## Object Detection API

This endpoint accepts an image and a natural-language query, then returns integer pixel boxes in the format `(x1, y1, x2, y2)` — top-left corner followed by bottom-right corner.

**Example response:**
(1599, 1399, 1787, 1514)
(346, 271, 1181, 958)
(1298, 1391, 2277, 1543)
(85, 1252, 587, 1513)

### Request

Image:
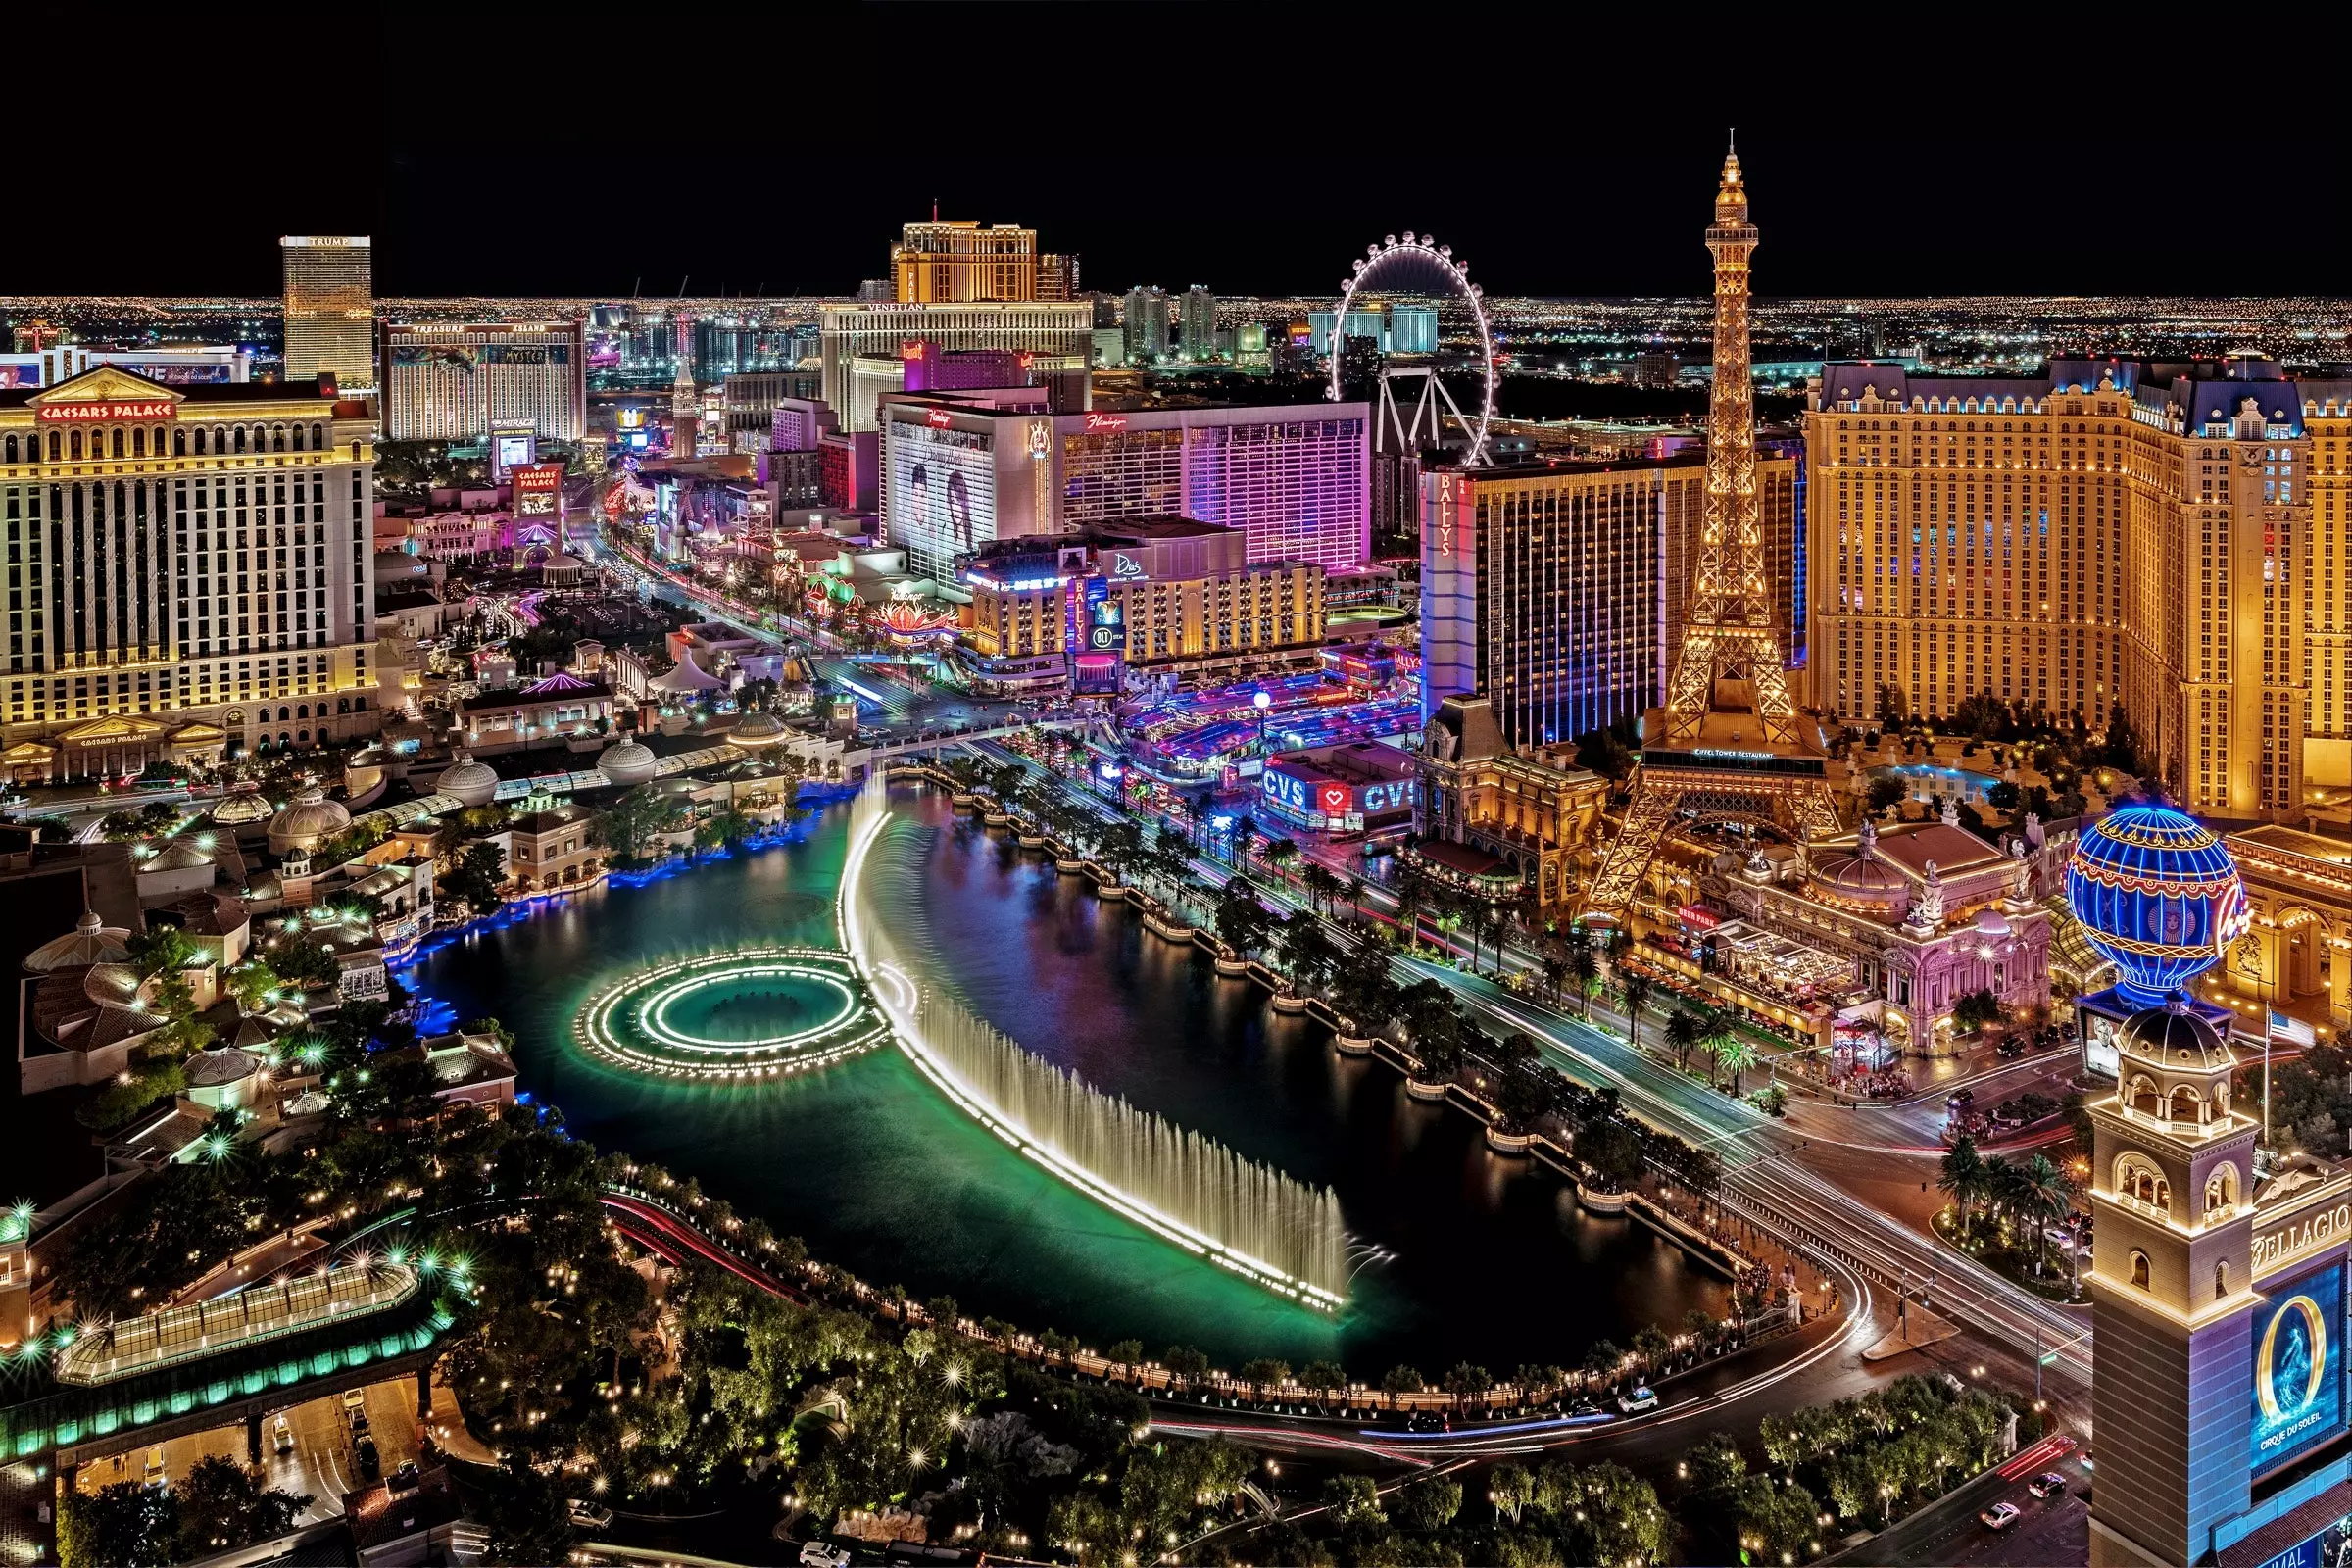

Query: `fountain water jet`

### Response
(841, 778, 1348, 1308)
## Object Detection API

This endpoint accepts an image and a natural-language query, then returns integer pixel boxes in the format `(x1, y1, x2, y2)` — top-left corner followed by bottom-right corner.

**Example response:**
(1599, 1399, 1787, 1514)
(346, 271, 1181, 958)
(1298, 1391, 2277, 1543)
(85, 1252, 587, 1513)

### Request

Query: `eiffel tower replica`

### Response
(1585, 144, 1842, 919)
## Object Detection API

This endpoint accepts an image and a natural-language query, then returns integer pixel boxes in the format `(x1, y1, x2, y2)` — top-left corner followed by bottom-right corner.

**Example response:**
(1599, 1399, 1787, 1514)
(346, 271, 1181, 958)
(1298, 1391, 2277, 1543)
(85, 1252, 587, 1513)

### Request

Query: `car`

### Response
(272, 1415, 295, 1455)
(1981, 1502, 2022, 1531)
(567, 1497, 614, 1531)
(142, 1447, 166, 1488)
(342, 1388, 367, 1416)
(354, 1437, 380, 1481)
(2029, 1471, 2070, 1498)
(1617, 1387, 1659, 1413)
(799, 1544, 853, 1568)
(348, 1412, 371, 1443)
(1404, 1410, 1446, 1433)
(388, 1463, 422, 1496)
(1996, 1037, 2027, 1059)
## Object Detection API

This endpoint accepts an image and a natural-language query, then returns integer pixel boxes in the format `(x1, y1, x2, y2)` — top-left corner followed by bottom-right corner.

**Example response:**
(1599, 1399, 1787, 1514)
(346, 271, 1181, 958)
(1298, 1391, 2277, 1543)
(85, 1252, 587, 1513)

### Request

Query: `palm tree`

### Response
(2012, 1153, 2077, 1277)
(1346, 875, 1366, 920)
(1566, 941, 1601, 1019)
(1938, 1136, 1986, 1241)
(1621, 973, 1654, 1051)
(1541, 953, 1568, 1006)
(1665, 1007, 1703, 1072)
(1706, 1019, 1756, 1092)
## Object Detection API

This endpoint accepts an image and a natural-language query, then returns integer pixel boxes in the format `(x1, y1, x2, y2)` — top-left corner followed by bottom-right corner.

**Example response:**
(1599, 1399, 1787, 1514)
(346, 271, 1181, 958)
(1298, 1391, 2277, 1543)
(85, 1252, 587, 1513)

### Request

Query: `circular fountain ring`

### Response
(574, 946, 889, 1080)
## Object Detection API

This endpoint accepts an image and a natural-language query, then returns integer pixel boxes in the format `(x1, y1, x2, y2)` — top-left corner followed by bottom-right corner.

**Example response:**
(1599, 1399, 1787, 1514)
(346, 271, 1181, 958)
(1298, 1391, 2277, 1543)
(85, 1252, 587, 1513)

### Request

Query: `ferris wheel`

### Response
(1327, 232, 1496, 466)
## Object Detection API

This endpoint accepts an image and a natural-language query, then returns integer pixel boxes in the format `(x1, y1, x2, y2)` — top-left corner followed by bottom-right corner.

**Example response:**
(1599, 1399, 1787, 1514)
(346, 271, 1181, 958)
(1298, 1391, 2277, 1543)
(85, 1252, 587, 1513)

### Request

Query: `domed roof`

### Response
(1809, 828, 1904, 906)
(2117, 999, 2233, 1072)
(185, 1046, 261, 1089)
(268, 783, 351, 851)
(138, 837, 217, 873)
(436, 750, 501, 808)
(24, 908, 131, 973)
(209, 793, 276, 825)
(598, 738, 659, 785)
(728, 710, 788, 748)
(2065, 804, 2248, 1006)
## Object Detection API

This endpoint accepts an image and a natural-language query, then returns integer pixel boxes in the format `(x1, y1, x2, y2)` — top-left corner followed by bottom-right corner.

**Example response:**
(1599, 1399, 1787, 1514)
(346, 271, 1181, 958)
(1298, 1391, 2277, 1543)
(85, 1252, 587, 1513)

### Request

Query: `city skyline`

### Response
(7, 26, 2352, 1568)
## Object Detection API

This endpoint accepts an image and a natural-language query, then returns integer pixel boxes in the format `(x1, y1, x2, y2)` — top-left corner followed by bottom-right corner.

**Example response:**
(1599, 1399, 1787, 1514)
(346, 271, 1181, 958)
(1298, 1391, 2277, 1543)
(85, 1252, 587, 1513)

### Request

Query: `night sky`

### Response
(14, 21, 2336, 302)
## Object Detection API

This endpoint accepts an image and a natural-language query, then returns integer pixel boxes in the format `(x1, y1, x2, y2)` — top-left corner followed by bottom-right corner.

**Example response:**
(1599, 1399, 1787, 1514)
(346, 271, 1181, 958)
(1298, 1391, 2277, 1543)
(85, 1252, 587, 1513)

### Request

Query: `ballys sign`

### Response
(39, 398, 176, 423)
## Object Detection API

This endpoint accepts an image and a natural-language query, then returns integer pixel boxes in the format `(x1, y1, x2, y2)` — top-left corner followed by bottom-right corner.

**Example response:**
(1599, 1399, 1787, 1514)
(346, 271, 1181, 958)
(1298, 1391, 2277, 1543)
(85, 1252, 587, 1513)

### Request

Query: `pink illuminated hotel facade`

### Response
(876, 392, 1371, 582)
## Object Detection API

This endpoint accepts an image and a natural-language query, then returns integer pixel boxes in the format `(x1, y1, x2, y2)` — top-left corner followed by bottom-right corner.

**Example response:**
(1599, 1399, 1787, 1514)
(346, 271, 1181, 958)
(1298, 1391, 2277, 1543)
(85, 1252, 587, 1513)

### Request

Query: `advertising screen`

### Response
(514, 463, 564, 518)
(495, 432, 536, 476)
(2253, 1260, 2347, 1476)
(886, 420, 998, 578)
(2083, 1013, 2122, 1080)
(1085, 586, 1123, 652)
(1261, 767, 1312, 819)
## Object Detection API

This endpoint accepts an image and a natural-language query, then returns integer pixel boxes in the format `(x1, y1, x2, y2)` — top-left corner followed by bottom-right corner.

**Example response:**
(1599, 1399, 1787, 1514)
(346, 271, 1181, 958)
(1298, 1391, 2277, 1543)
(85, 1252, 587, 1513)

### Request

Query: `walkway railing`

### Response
(55, 1260, 419, 1386)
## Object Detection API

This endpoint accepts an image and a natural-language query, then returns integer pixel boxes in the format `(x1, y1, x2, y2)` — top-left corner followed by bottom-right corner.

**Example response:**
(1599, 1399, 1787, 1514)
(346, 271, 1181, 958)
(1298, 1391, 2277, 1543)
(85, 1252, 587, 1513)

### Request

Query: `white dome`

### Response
(268, 783, 352, 856)
(728, 710, 788, 749)
(210, 793, 276, 826)
(598, 738, 659, 786)
(436, 750, 501, 808)
(24, 908, 131, 973)
(185, 1046, 262, 1089)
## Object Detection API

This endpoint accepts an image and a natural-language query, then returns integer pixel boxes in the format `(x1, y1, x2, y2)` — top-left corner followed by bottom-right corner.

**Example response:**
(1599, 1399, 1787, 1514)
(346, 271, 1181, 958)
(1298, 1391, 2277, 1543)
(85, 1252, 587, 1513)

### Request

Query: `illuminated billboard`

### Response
(886, 420, 999, 580)
(1084, 580, 1123, 652)
(2253, 1259, 2346, 1476)
(514, 463, 564, 519)
(494, 430, 537, 478)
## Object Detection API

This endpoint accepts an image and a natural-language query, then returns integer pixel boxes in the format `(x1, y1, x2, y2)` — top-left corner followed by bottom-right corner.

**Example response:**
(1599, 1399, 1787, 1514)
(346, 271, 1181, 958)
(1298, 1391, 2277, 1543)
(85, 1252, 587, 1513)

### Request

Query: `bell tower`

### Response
(2085, 997, 2260, 1567)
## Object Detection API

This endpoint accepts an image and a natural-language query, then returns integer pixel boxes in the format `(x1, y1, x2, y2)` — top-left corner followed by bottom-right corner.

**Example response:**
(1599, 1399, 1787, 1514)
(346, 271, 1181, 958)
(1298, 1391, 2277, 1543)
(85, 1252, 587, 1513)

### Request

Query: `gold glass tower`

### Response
(279, 236, 375, 393)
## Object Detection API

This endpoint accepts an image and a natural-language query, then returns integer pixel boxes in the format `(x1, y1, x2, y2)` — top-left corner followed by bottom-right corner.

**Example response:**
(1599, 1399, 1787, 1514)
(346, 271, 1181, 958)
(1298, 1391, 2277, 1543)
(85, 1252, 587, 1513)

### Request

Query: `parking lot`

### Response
(74, 1377, 426, 1521)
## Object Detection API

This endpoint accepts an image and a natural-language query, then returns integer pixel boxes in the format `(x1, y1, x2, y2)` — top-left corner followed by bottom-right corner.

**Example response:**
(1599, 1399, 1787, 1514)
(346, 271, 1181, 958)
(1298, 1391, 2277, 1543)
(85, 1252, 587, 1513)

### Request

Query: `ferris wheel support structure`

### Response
(1328, 231, 1496, 466)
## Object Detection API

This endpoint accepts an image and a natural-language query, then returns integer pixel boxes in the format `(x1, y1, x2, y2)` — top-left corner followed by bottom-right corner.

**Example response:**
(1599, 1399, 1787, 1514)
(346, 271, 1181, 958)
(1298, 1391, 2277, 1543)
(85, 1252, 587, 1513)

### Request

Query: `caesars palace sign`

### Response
(38, 398, 176, 423)
(2255, 1200, 2352, 1276)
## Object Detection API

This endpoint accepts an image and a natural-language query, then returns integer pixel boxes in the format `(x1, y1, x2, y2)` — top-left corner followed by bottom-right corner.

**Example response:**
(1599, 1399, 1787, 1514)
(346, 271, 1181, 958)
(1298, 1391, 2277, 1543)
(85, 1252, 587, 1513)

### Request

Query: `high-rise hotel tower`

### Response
(0, 367, 380, 781)
(279, 235, 375, 393)
(1809, 359, 2352, 820)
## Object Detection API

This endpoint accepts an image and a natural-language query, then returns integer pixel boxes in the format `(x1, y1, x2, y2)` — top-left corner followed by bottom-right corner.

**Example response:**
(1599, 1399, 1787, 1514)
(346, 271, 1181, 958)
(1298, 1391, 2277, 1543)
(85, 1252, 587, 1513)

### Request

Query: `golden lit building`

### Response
(1415, 695, 1607, 908)
(892, 220, 1038, 304)
(1810, 358, 2352, 820)
(279, 235, 374, 393)
(0, 366, 381, 782)
(962, 517, 1324, 683)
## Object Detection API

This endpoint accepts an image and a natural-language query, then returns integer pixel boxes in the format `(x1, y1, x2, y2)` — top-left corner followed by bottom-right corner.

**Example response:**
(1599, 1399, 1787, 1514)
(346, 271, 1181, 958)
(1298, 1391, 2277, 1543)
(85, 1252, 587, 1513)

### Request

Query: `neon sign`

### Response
(1083, 412, 1128, 433)
(39, 398, 176, 423)
(925, 410, 954, 429)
